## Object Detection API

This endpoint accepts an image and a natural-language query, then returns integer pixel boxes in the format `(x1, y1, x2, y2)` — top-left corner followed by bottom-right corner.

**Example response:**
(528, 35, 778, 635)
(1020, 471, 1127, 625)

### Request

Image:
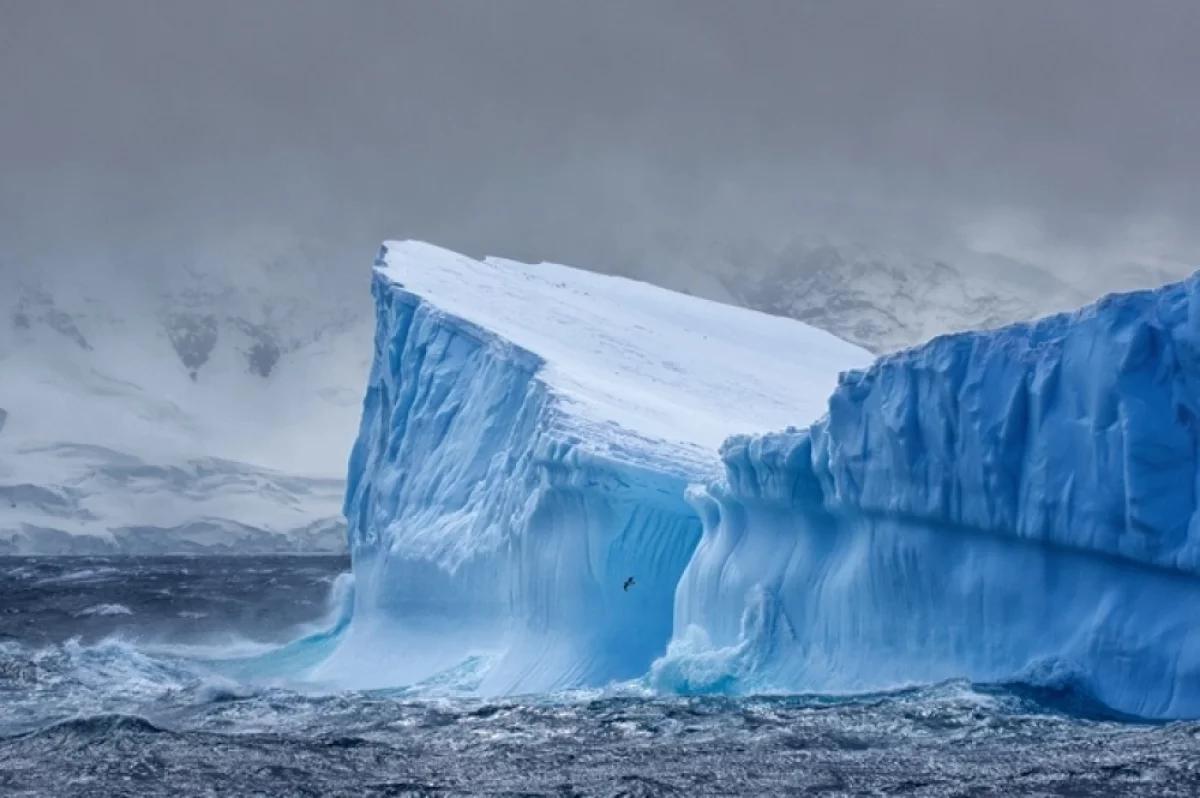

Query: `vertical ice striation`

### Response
(321, 241, 871, 693)
(664, 273, 1200, 718)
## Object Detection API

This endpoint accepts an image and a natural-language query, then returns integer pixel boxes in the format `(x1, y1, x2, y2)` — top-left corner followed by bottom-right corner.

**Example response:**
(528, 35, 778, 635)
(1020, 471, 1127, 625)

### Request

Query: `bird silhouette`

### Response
(623, 576, 635, 592)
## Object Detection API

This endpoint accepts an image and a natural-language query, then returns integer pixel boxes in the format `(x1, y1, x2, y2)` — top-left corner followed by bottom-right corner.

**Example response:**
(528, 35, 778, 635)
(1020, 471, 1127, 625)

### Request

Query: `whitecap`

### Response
(74, 603, 134, 617)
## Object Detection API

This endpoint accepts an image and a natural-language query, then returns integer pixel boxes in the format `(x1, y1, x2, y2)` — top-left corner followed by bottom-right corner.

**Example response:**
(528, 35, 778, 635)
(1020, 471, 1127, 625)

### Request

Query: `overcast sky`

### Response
(2, 0, 1198, 293)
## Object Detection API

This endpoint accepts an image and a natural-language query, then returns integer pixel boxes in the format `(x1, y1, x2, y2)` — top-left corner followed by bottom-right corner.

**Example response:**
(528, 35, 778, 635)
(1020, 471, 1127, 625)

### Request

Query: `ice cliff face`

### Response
(322, 241, 870, 692)
(665, 273, 1200, 718)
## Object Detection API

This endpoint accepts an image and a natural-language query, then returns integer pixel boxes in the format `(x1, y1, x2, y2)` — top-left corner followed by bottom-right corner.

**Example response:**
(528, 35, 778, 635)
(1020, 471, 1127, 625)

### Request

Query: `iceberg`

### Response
(665, 273, 1200, 718)
(318, 241, 871, 692)
(328, 239, 1200, 719)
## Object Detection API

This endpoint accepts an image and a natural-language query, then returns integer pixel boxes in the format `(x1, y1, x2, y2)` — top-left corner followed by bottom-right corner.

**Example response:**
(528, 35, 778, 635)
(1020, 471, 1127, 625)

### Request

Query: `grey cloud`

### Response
(2, 0, 1198, 288)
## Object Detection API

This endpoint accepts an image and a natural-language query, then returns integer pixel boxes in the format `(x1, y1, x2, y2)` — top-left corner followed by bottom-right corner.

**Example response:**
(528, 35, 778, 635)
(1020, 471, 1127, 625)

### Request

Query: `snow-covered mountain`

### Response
(0, 257, 371, 554)
(714, 243, 1086, 354)
(706, 241, 1194, 354)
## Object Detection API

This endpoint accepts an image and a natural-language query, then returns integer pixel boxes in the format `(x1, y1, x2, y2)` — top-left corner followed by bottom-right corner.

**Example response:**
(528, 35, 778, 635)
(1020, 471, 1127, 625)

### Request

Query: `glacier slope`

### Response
(663, 272, 1200, 718)
(320, 241, 872, 693)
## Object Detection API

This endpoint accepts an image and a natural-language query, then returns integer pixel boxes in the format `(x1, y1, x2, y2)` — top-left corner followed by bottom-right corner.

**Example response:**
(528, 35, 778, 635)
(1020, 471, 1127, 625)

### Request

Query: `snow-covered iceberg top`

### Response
(374, 240, 872, 476)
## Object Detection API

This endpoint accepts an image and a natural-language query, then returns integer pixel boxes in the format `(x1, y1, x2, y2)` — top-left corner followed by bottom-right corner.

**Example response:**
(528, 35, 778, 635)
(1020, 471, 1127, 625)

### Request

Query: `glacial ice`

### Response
(665, 273, 1200, 718)
(319, 241, 870, 692)
(330, 239, 1200, 719)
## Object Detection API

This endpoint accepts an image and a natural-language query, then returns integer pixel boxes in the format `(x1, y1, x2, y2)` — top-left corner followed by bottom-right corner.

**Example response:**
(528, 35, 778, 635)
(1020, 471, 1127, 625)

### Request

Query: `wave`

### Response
(0, 570, 355, 736)
(74, 602, 134, 617)
(200, 570, 355, 684)
(35, 566, 121, 585)
(9, 713, 170, 741)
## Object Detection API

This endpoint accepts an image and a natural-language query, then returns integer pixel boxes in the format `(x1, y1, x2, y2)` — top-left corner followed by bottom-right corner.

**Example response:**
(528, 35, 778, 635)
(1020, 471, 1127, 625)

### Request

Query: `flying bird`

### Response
(623, 576, 635, 592)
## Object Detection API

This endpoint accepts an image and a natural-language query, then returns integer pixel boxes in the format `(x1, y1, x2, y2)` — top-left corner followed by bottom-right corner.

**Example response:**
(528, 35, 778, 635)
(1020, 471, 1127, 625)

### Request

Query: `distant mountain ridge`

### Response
(719, 243, 1092, 354)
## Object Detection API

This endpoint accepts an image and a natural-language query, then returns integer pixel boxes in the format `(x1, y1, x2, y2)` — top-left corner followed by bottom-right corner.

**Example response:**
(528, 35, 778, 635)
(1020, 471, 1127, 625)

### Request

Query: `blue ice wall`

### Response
(324, 271, 702, 693)
(663, 274, 1200, 718)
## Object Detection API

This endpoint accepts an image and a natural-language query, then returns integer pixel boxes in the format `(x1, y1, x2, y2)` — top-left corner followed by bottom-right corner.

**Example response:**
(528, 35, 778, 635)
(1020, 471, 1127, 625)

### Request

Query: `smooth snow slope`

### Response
(660, 272, 1200, 718)
(321, 241, 871, 692)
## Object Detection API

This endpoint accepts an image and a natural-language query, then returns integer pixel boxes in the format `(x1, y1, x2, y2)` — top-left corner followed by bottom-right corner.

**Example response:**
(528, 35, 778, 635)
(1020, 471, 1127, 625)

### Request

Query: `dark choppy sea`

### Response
(1, 556, 1198, 796)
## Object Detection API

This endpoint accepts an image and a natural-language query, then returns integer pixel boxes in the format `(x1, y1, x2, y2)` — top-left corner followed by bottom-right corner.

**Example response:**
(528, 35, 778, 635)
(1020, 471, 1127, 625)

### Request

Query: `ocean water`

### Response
(1, 557, 1198, 796)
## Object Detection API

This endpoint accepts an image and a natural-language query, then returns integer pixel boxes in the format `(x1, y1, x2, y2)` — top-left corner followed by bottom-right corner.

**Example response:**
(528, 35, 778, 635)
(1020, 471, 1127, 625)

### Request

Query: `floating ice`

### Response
(329, 240, 1200, 719)
(319, 241, 870, 692)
